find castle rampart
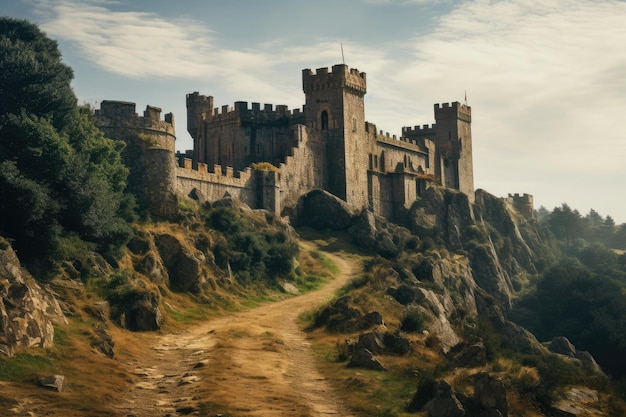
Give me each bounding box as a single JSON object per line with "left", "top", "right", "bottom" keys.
{"left": 506, "top": 193, "right": 535, "bottom": 218}
{"left": 93, "top": 101, "right": 178, "bottom": 219}
{"left": 96, "top": 64, "right": 484, "bottom": 222}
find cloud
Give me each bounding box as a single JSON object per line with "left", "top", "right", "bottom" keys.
{"left": 37, "top": 0, "right": 217, "bottom": 78}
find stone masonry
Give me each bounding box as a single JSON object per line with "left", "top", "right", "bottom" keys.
{"left": 95, "top": 64, "right": 497, "bottom": 221}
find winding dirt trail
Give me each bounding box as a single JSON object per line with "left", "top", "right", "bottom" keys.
{"left": 114, "top": 245, "right": 360, "bottom": 417}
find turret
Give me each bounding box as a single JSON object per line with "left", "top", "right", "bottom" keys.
{"left": 302, "top": 64, "right": 369, "bottom": 209}
{"left": 93, "top": 101, "right": 178, "bottom": 219}
{"left": 433, "top": 102, "right": 474, "bottom": 201}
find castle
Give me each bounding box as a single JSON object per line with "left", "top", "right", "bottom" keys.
{"left": 94, "top": 64, "right": 487, "bottom": 221}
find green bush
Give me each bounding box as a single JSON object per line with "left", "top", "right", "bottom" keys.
{"left": 204, "top": 206, "right": 298, "bottom": 284}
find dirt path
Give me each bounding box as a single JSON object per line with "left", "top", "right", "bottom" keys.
{"left": 114, "top": 246, "right": 360, "bottom": 417}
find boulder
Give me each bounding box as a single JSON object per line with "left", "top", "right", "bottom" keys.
{"left": 382, "top": 331, "right": 411, "bottom": 355}
{"left": 155, "top": 233, "right": 205, "bottom": 293}
{"left": 91, "top": 327, "right": 115, "bottom": 358}
{"left": 314, "top": 296, "right": 363, "bottom": 332}
{"left": 348, "top": 210, "right": 377, "bottom": 249}
{"left": 474, "top": 372, "right": 508, "bottom": 417}
{"left": 38, "top": 375, "right": 64, "bottom": 392}
{"left": 347, "top": 348, "right": 385, "bottom": 371}
{"left": 552, "top": 387, "right": 602, "bottom": 417}
{"left": 0, "top": 240, "right": 66, "bottom": 356}
{"left": 129, "top": 291, "right": 162, "bottom": 331}
{"left": 448, "top": 340, "right": 487, "bottom": 368}
{"left": 421, "top": 380, "right": 465, "bottom": 417}
{"left": 294, "top": 189, "right": 356, "bottom": 230}
{"left": 356, "top": 332, "right": 385, "bottom": 355}
{"left": 360, "top": 311, "right": 383, "bottom": 329}
{"left": 574, "top": 351, "right": 603, "bottom": 374}
{"left": 549, "top": 336, "right": 576, "bottom": 357}
{"left": 388, "top": 284, "right": 419, "bottom": 305}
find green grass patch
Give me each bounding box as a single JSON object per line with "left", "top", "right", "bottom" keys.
{"left": 0, "top": 353, "right": 56, "bottom": 381}
{"left": 308, "top": 341, "right": 418, "bottom": 416}
{"left": 310, "top": 250, "right": 339, "bottom": 274}
{"left": 295, "top": 274, "right": 326, "bottom": 292}
{"left": 165, "top": 306, "right": 209, "bottom": 324}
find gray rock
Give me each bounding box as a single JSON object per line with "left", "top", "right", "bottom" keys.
{"left": 0, "top": 240, "right": 66, "bottom": 356}
{"left": 360, "top": 311, "right": 383, "bottom": 329}
{"left": 347, "top": 348, "right": 385, "bottom": 371}
{"left": 91, "top": 327, "right": 114, "bottom": 358}
{"left": 127, "top": 290, "right": 162, "bottom": 331}
{"left": 155, "top": 233, "right": 205, "bottom": 293}
{"left": 449, "top": 340, "right": 487, "bottom": 368}
{"left": 549, "top": 336, "right": 577, "bottom": 357}
{"left": 348, "top": 210, "right": 377, "bottom": 249}
{"left": 38, "top": 375, "right": 64, "bottom": 392}
{"left": 357, "top": 332, "right": 385, "bottom": 355}
{"left": 382, "top": 331, "right": 411, "bottom": 355}
{"left": 574, "top": 350, "right": 604, "bottom": 374}
{"left": 422, "top": 380, "right": 465, "bottom": 417}
{"left": 295, "top": 189, "right": 356, "bottom": 230}
{"left": 474, "top": 372, "right": 508, "bottom": 417}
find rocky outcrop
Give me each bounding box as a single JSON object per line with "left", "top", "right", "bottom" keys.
{"left": 347, "top": 348, "right": 385, "bottom": 371}
{"left": 409, "top": 379, "right": 465, "bottom": 417}
{"left": 314, "top": 296, "right": 384, "bottom": 333}
{"left": 0, "top": 239, "right": 67, "bottom": 356}
{"left": 294, "top": 189, "right": 356, "bottom": 230}
{"left": 155, "top": 233, "right": 206, "bottom": 293}
{"left": 549, "top": 336, "right": 604, "bottom": 374}
{"left": 474, "top": 372, "right": 508, "bottom": 417}
{"left": 38, "top": 375, "right": 65, "bottom": 392}
{"left": 408, "top": 186, "right": 474, "bottom": 250}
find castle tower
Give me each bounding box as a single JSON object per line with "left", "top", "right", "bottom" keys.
{"left": 302, "top": 64, "right": 369, "bottom": 209}
{"left": 186, "top": 92, "right": 214, "bottom": 167}
{"left": 94, "top": 101, "right": 179, "bottom": 219}
{"left": 433, "top": 102, "right": 474, "bottom": 201}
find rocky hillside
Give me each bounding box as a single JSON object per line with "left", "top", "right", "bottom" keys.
{"left": 0, "top": 188, "right": 624, "bottom": 416}
{"left": 296, "top": 187, "right": 622, "bottom": 416}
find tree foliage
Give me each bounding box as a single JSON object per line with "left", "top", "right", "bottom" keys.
{"left": 0, "top": 18, "right": 133, "bottom": 267}
{"left": 513, "top": 253, "right": 626, "bottom": 378}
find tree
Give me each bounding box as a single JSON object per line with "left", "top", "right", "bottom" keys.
{"left": 0, "top": 18, "right": 133, "bottom": 267}
{"left": 548, "top": 204, "right": 583, "bottom": 246}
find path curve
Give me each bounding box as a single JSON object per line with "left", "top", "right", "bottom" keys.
{"left": 114, "top": 245, "right": 360, "bottom": 417}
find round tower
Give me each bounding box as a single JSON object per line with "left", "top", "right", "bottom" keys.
{"left": 94, "top": 101, "right": 179, "bottom": 219}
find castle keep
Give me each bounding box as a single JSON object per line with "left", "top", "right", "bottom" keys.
{"left": 95, "top": 64, "right": 476, "bottom": 220}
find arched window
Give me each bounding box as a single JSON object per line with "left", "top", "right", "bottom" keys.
{"left": 321, "top": 110, "right": 329, "bottom": 130}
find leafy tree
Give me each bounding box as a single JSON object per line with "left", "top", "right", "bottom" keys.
{"left": 513, "top": 258, "right": 626, "bottom": 377}
{"left": 548, "top": 204, "right": 583, "bottom": 246}
{"left": 0, "top": 18, "right": 133, "bottom": 267}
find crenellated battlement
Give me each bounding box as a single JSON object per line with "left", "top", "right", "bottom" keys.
{"left": 375, "top": 130, "right": 426, "bottom": 154}
{"left": 190, "top": 97, "right": 305, "bottom": 125}
{"left": 177, "top": 157, "right": 254, "bottom": 182}
{"left": 402, "top": 124, "right": 437, "bottom": 135}
{"left": 302, "top": 64, "right": 366, "bottom": 96}
{"left": 95, "top": 100, "right": 175, "bottom": 137}
{"left": 434, "top": 101, "right": 471, "bottom": 123}
{"left": 505, "top": 193, "right": 535, "bottom": 218}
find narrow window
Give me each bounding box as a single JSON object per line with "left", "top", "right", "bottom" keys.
{"left": 321, "top": 111, "right": 329, "bottom": 130}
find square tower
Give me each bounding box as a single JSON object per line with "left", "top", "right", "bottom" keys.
{"left": 433, "top": 102, "right": 474, "bottom": 201}
{"left": 302, "top": 64, "right": 369, "bottom": 209}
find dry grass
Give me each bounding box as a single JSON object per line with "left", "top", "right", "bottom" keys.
{"left": 305, "top": 327, "right": 445, "bottom": 417}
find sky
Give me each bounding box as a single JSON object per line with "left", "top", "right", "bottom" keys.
{"left": 3, "top": 0, "right": 626, "bottom": 223}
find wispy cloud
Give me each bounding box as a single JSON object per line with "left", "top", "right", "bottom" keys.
{"left": 32, "top": 0, "right": 626, "bottom": 218}
{"left": 37, "top": 0, "right": 216, "bottom": 78}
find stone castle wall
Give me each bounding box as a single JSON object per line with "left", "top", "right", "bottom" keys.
{"left": 94, "top": 101, "right": 179, "bottom": 219}
{"left": 94, "top": 65, "right": 510, "bottom": 222}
